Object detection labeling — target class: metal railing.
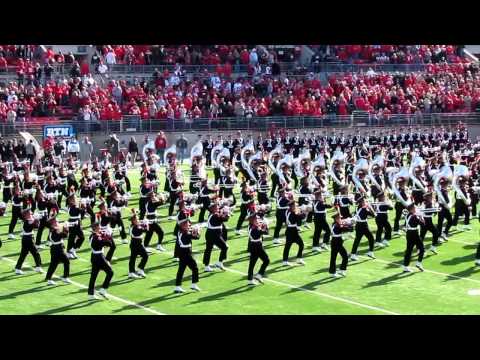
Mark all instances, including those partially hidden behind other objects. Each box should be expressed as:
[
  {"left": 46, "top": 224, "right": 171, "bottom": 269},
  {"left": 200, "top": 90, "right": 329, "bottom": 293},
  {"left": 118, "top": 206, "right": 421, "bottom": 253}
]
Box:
[
  {"left": 4, "top": 112, "right": 478, "bottom": 138},
  {"left": 1, "top": 61, "right": 460, "bottom": 84}
]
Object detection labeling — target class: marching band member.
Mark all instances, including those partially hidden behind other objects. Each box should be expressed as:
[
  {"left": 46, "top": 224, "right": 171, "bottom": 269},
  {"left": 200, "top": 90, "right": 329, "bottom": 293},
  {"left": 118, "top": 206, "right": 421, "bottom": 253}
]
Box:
[
  {"left": 312, "top": 191, "right": 332, "bottom": 252},
  {"left": 220, "top": 167, "right": 237, "bottom": 206},
  {"left": 79, "top": 177, "right": 96, "bottom": 225},
  {"left": 168, "top": 172, "right": 183, "bottom": 219},
  {"left": 419, "top": 192, "right": 440, "bottom": 254},
  {"left": 197, "top": 178, "right": 217, "bottom": 224},
  {"left": 298, "top": 176, "right": 313, "bottom": 227},
  {"left": 34, "top": 188, "right": 50, "bottom": 249},
  {"left": 22, "top": 171, "right": 37, "bottom": 213},
  {"left": 66, "top": 195, "right": 86, "bottom": 259},
  {"left": 128, "top": 210, "right": 149, "bottom": 279},
  {"left": 329, "top": 213, "right": 350, "bottom": 278},
  {"left": 45, "top": 213, "right": 72, "bottom": 285},
  {"left": 139, "top": 177, "right": 153, "bottom": 220},
  {"left": 87, "top": 222, "right": 114, "bottom": 300},
  {"left": 256, "top": 171, "right": 270, "bottom": 206},
  {"left": 203, "top": 202, "right": 230, "bottom": 272},
  {"left": 452, "top": 175, "right": 472, "bottom": 231},
  {"left": 1, "top": 166, "right": 15, "bottom": 204},
  {"left": 273, "top": 187, "right": 289, "bottom": 245},
  {"left": 174, "top": 220, "right": 201, "bottom": 293},
  {"left": 108, "top": 190, "right": 128, "bottom": 247},
  {"left": 437, "top": 177, "right": 453, "bottom": 240},
  {"left": 14, "top": 209, "right": 42, "bottom": 275},
  {"left": 336, "top": 186, "right": 353, "bottom": 219},
  {"left": 247, "top": 213, "right": 270, "bottom": 285},
  {"left": 56, "top": 166, "right": 69, "bottom": 208},
  {"left": 8, "top": 185, "right": 25, "bottom": 239},
  {"left": 350, "top": 197, "right": 376, "bottom": 261},
  {"left": 43, "top": 176, "right": 59, "bottom": 216},
  {"left": 143, "top": 192, "right": 166, "bottom": 252},
  {"left": 402, "top": 204, "right": 426, "bottom": 273},
  {"left": 282, "top": 201, "right": 306, "bottom": 266},
  {"left": 236, "top": 181, "right": 254, "bottom": 235},
  {"left": 373, "top": 192, "right": 393, "bottom": 248},
  {"left": 393, "top": 177, "right": 411, "bottom": 235}
]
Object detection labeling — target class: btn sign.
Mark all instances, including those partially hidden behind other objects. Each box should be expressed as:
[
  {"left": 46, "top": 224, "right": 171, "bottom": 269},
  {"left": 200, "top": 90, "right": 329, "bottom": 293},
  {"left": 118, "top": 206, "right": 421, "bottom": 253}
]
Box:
[{"left": 43, "top": 125, "right": 75, "bottom": 138}]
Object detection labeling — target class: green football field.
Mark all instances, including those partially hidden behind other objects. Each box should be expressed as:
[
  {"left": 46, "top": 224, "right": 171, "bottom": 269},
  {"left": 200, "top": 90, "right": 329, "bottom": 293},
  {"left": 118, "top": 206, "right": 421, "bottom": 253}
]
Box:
[{"left": 1, "top": 164, "right": 480, "bottom": 315}]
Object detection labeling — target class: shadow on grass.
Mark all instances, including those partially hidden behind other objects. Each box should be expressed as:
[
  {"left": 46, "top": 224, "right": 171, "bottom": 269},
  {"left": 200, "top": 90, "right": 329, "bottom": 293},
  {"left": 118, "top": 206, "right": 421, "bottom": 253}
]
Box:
[
  {"left": 279, "top": 276, "right": 343, "bottom": 294},
  {"left": 362, "top": 272, "right": 415, "bottom": 289},
  {"left": 442, "top": 266, "right": 480, "bottom": 282},
  {"left": 111, "top": 291, "right": 191, "bottom": 313},
  {"left": 0, "top": 284, "right": 53, "bottom": 301},
  {"left": 189, "top": 284, "right": 255, "bottom": 304},
  {"left": 440, "top": 253, "right": 475, "bottom": 266},
  {"left": 35, "top": 299, "right": 96, "bottom": 315}
]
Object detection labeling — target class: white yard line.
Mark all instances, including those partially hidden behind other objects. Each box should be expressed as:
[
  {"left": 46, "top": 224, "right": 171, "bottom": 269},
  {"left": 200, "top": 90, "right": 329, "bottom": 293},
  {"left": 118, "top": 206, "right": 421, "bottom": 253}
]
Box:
[{"left": 0, "top": 256, "right": 165, "bottom": 315}]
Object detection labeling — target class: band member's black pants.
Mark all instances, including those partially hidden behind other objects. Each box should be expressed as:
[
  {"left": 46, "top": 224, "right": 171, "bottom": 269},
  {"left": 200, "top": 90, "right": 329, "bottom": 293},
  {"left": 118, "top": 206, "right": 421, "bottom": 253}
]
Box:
[
  {"left": 393, "top": 202, "right": 405, "bottom": 232},
  {"left": 452, "top": 201, "right": 470, "bottom": 226},
  {"left": 236, "top": 204, "right": 248, "bottom": 231},
  {"left": 270, "top": 174, "right": 279, "bottom": 198},
  {"left": 273, "top": 210, "right": 286, "bottom": 239},
  {"left": 15, "top": 236, "right": 42, "bottom": 270},
  {"left": 8, "top": 207, "right": 22, "bottom": 234},
  {"left": 176, "top": 249, "right": 199, "bottom": 286},
  {"left": 375, "top": 215, "right": 392, "bottom": 243},
  {"left": 223, "top": 188, "right": 236, "bottom": 205},
  {"left": 283, "top": 228, "right": 304, "bottom": 261},
  {"left": 404, "top": 230, "right": 424, "bottom": 266},
  {"left": 420, "top": 217, "right": 439, "bottom": 246},
  {"left": 139, "top": 198, "right": 147, "bottom": 220},
  {"left": 169, "top": 192, "right": 178, "bottom": 216},
  {"left": 35, "top": 217, "right": 49, "bottom": 245},
  {"left": 247, "top": 242, "right": 269, "bottom": 280},
  {"left": 313, "top": 214, "right": 330, "bottom": 246},
  {"left": 198, "top": 198, "right": 210, "bottom": 223},
  {"left": 351, "top": 223, "right": 375, "bottom": 254},
  {"left": 144, "top": 222, "right": 164, "bottom": 247},
  {"left": 437, "top": 207, "right": 453, "bottom": 235},
  {"left": 203, "top": 230, "right": 228, "bottom": 266},
  {"left": 258, "top": 192, "right": 269, "bottom": 205},
  {"left": 129, "top": 242, "right": 148, "bottom": 273},
  {"left": 329, "top": 237, "right": 348, "bottom": 274},
  {"left": 45, "top": 245, "right": 70, "bottom": 280},
  {"left": 67, "top": 224, "right": 85, "bottom": 252},
  {"left": 110, "top": 216, "right": 127, "bottom": 240},
  {"left": 88, "top": 254, "right": 114, "bottom": 295}
]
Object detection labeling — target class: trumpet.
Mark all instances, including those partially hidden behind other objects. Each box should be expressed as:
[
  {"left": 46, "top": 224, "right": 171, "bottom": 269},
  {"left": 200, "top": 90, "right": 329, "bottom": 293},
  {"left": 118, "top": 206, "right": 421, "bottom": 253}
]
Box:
[
  {"left": 370, "top": 201, "right": 392, "bottom": 207},
  {"left": 418, "top": 207, "right": 441, "bottom": 214},
  {"left": 140, "top": 218, "right": 160, "bottom": 226}
]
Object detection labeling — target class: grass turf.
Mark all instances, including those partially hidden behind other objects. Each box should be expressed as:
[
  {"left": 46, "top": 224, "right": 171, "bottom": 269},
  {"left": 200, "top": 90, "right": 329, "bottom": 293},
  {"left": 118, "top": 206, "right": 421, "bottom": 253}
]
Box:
[{"left": 1, "top": 164, "right": 480, "bottom": 315}]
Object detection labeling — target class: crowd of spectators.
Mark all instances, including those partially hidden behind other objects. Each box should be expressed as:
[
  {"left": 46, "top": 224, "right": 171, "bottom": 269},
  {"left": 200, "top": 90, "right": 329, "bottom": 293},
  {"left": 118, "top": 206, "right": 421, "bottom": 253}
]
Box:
[
  {"left": 1, "top": 45, "right": 480, "bottom": 124},
  {"left": 311, "top": 45, "right": 467, "bottom": 65},
  {"left": 93, "top": 45, "right": 300, "bottom": 67}
]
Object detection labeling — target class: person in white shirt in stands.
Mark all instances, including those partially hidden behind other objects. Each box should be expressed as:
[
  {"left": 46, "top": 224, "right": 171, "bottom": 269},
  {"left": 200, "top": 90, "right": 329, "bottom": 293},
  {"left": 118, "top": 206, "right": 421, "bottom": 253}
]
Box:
[
  {"left": 211, "top": 74, "right": 221, "bottom": 90},
  {"left": 98, "top": 61, "right": 108, "bottom": 74},
  {"left": 233, "top": 80, "right": 243, "bottom": 94},
  {"left": 249, "top": 48, "right": 258, "bottom": 66},
  {"left": 7, "top": 91, "right": 17, "bottom": 105},
  {"left": 105, "top": 49, "right": 116, "bottom": 65}
]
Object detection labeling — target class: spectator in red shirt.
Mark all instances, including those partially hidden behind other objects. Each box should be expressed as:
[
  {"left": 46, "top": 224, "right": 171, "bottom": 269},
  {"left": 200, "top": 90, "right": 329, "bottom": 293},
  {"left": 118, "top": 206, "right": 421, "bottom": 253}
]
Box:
[{"left": 155, "top": 131, "right": 167, "bottom": 164}]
